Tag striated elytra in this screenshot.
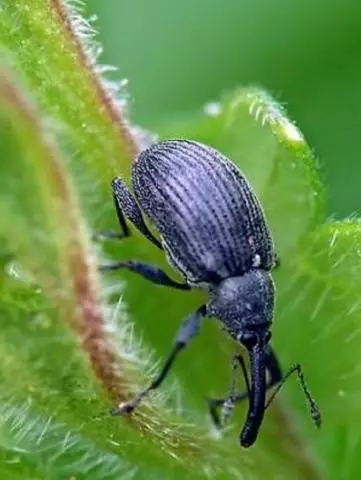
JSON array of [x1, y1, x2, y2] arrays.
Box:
[[100, 139, 321, 448]]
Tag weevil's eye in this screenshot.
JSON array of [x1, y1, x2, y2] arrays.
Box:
[[265, 331, 272, 344], [240, 332, 258, 349]]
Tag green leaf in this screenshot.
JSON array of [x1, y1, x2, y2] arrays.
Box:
[[0, 68, 155, 477], [272, 220, 361, 479], [0, 399, 139, 480], [0, 1, 356, 478]]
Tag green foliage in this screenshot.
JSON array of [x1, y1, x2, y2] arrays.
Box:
[[0, 1, 359, 479]]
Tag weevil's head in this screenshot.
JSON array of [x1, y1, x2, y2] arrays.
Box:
[[207, 269, 275, 448], [207, 269, 275, 345]]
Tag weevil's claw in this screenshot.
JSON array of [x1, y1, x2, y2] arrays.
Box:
[[109, 407, 121, 416], [206, 397, 223, 429], [311, 404, 322, 429], [91, 232, 101, 242], [92, 231, 126, 242], [221, 397, 235, 424], [109, 402, 135, 416]]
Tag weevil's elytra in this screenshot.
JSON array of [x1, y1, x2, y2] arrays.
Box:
[[132, 140, 275, 285], [103, 139, 321, 448]]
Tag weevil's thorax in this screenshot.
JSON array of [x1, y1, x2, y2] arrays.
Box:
[[207, 270, 275, 339]]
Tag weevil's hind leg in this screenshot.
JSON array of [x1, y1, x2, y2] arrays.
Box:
[[99, 260, 191, 290], [208, 346, 282, 429], [111, 306, 206, 415], [111, 177, 163, 250]]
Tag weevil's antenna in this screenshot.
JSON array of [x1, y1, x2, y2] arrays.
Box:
[[240, 340, 267, 447], [265, 364, 322, 428]]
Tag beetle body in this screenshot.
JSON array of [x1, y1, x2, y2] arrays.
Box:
[[106, 139, 321, 448]]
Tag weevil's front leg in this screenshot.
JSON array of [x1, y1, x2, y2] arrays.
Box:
[[92, 183, 131, 242], [111, 306, 206, 415], [208, 345, 282, 428], [99, 260, 191, 290], [94, 177, 164, 245], [111, 177, 163, 249], [208, 354, 251, 428]]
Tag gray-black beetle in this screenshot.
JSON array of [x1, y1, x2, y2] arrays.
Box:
[[100, 139, 321, 448]]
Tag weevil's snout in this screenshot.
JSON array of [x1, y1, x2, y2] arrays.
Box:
[[240, 419, 262, 448], [207, 270, 275, 331], [240, 433, 255, 448]]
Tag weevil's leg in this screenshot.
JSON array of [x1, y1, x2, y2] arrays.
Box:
[[92, 184, 131, 242], [264, 363, 321, 428], [208, 346, 281, 428], [99, 260, 191, 290], [112, 177, 163, 250], [111, 306, 207, 415], [208, 354, 251, 428]]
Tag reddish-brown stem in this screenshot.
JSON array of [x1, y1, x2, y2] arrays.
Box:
[[51, 0, 139, 159]]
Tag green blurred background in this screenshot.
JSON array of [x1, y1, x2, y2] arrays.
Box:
[[85, 0, 361, 217]]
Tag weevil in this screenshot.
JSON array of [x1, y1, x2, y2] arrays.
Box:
[[100, 139, 321, 448]]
